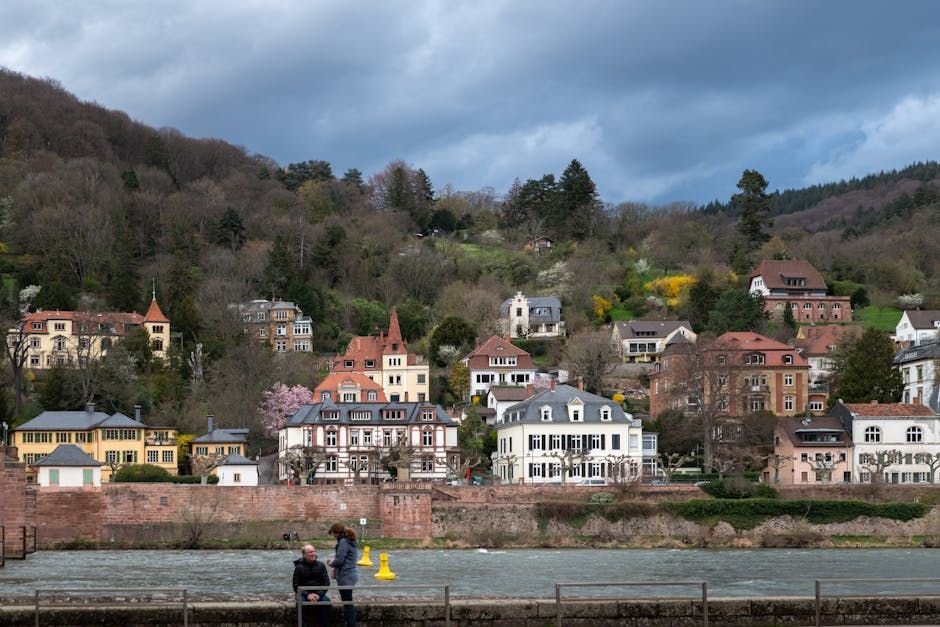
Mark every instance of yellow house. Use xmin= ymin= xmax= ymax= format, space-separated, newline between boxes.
xmin=191 ymin=416 xmax=248 ymax=459
xmin=15 ymin=298 xmax=171 ymax=370
xmin=12 ymin=404 xmax=178 ymax=482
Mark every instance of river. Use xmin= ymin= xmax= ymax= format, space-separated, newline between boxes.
xmin=1 ymin=548 xmax=937 ymax=600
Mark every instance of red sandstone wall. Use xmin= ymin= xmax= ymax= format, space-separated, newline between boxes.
xmin=380 ymin=489 xmax=432 ymax=539
xmin=0 ymin=446 xmax=37 ymax=555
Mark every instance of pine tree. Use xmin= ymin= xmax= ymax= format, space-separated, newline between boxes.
xmin=216 ymin=208 xmax=246 ymax=251
xmin=832 ymin=328 xmax=902 ymax=403
xmin=733 ymin=169 xmax=774 ymax=253
xmin=558 ymin=158 xmax=599 ymax=240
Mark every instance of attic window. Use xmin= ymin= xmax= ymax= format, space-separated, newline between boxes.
xmin=783 ymin=355 xmax=794 ymax=365
xmin=600 ymin=408 xmax=611 ymax=421
xmin=365 ymin=360 xmax=375 ymax=368
xmin=367 ymin=391 xmax=377 ymax=401
xmin=570 ymin=409 xmax=582 ymax=422
xmin=540 ymin=407 xmax=552 ymax=421
xmin=344 ymin=360 xmax=354 ymax=368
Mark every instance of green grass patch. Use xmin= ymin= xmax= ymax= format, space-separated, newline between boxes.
xmin=608 ymin=307 xmax=635 ymax=321
xmin=855 ymin=305 xmax=902 ymax=331
xmin=663 ymin=499 xmax=930 ymax=530
xmin=534 ymin=500 xmax=661 ymax=530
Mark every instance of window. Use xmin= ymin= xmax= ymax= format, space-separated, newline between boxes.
xmin=570 ymin=409 xmax=581 ymax=422
xmin=833 ymin=303 xmax=841 ymax=309
xmin=148 ymin=450 xmax=159 ymax=463
xmin=784 ymin=396 xmax=794 ymax=411
xmin=293 ymin=322 xmax=311 ymax=335
xmin=195 ymin=446 xmax=208 ymax=456
xmin=383 ymin=430 xmax=392 ymax=446
xmin=422 ymin=430 xmax=434 ymax=447
xmin=275 ymin=310 xmax=289 ymax=320
xmin=293 ymin=340 xmax=311 ymax=352
xmin=783 ymin=355 xmax=794 ymax=365
xmin=907 ymin=426 xmax=923 ymax=443
xmin=611 ymin=434 xmax=621 ymax=450
xmin=717 ymin=355 xmax=727 ymax=365
xmin=326 ymin=430 xmax=337 ymax=447
xmin=367 ymin=391 xmax=377 ymax=401
xmin=275 ymin=340 xmax=287 ymax=352
xmin=864 ymin=426 xmax=881 ymax=443
xmin=540 ymin=407 xmax=552 ymax=421
xmin=803 ymin=303 xmax=812 ymax=310
xmin=83 ymin=469 xmax=93 ymax=485
xmin=258 ymin=327 xmax=267 ymax=338
xmin=809 ymin=401 xmax=824 ymax=411
xmin=388 ymin=357 xmax=402 ymax=367
xmin=750 ymin=398 xmax=764 ymax=412
xmin=530 ymin=434 xmax=544 ymax=450
xmin=350 ymin=430 xmax=360 ymax=446
xmin=784 ymin=374 xmax=794 ymax=386
xmin=32 ymin=321 xmax=43 ymax=330
xmin=362 ymin=431 xmax=373 ymax=446
xmin=746 ymin=353 xmax=765 ymax=365
xmin=421 ymin=457 xmax=434 ymax=472
xmin=233 ymin=473 xmax=241 ymax=483
xmin=152 ymin=325 xmax=164 ymax=334
xmin=549 ymin=434 xmax=562 ymax=450
xmin=600 ymin=408 xmax=611 ymax=421
xmin=162 ymin=450 xmax=174 ymax=464
xmin=30 ymin=355 xmax=39 ymax=366
xmin=53 ymin=337 xmax=67 ymax=351
xmin=228 ymin=446 xmax=238 ymax=455
xmin=417 ymin=374 xmax=426 ymax=384
xmin=326 ymin=456 xmax=338 ymax=472
xmin=589 ymin=434 xmax=602 ymax=450
xmin=122 ymin=451 xmax=137 ymax=464
xmin=344 ymin=360 xmax=354 ymax=368
xmin=49 ymin=469 xmax=59 ymax=485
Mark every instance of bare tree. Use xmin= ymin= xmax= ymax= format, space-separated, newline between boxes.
xmin=444 ymin=452 xmax=478 ymax=484
xmin=381 ymin=439 xmax=419 ymax=481
xmin=179 ymin=488 xmax=224 ymax=548
xmin=859 ymin=450 xmax=903 ymax=484
xmin=549 ymin=448 xmax=588 ymax=483
xmin=656 ymin=452 xmax=691 ymax=483
xmin=284 ymin=445 xmax=329 ymax=485
xmin=765 ymin=453 xmax=793 ymax=484
xmin=191 ymin=453 xmax=223 ymax=485
xmin=3 ymin=320 xmax=30 ymax=417
xmin=915 ymin=452 xmax=940 ymax=483
xmin=562 ymin=328 xmax=618 ymax=394
xmin=604 ymin=453 xmax=638 ymax=486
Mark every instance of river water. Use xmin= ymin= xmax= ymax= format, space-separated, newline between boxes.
xmin=1 ymin=548 xmax=938 ymax=600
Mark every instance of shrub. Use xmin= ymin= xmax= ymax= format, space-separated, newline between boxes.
xmin=590 ymin=492 xmax=615 ymax=505
xmin=113 ymin=464 xmax=172 ymax=482
xmin=172 ymin=474 xmax=220 ymax=484
xmin=700 ymin=477 xmax=778 ymax=499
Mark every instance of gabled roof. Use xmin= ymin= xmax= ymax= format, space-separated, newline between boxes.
xmin=33 ymin=444 xmax=103 ymax=467
xmin=99 ymin=413 xmax=145 ymax=428
xmin=144 ymin=299 xmax=170 ymax=323
xmin=894 ymin=340 xmax=940 ymax=365
xmin=466 ymin=335 xmax=535 ymax=370
xmin=14 ymin=409 xmax=129 ymax=431
xmin=842 ymin=402 xmax=936 ymax=417
xmin=218 ymin=452 xmax=258 ymax=466
xmin=613 ymin=320 xmax=693 ymax=339
xmin=285 ymin=401 xmax=456 ymax=427
xmin=314 ymin=372 xmax=387 ymax=402
xmin=488 ymin=386 xmax=531 ymax=402
xmin=714 ymin=332 xmax=808 ymax=367
xmin=383 ymin=308 xmax=406 ymax=355
xmin=793 ymin=325 xmax=861 ymax=356
xmin=751 ymin=260 xmax=828 ymax=291
xmin=21 ymin=310 xmax=146 ymax=335
xmin=498 ymin=384 xmax=635 ymax=427
xmin=193 ymin=429 xmax=247 ymax=443
xmin=500 ymin=294 xmax=563 ymax=319
xmin=903 ymin=310 xmax=940 ymax=330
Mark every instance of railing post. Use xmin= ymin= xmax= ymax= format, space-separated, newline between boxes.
xmin=21 ymin=526 xmax=26 ymax=558
xmin=1 ymin=525 xmax=5 ymax=568
xmin=444 ymin=584 xmax=450 ymax=627
xmin=815 ymin=579 xmax=821 ymax=627
xmin=555 ymin=583 xmax=562 ymax=627
xmin=34 ymin=589 xmax=39 ymax=627
xmin=702 ymin=581 xmax=708 ymax=627
xmin=183 ymin=588 xmax=188 ymax=627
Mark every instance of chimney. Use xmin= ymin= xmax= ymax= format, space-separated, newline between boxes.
xmin=85 ymin=402 xmax=95 ymax=415
xmin=550 ymin=378 xmax=557 ymax=392
xmin=577 ymin=378 xmax=584 ymax=391
xmin=134 ymin=404 xmax=142 ymax=422
xmin=207 ymin=415 xmax=214 ymax=433
xmin=525 ymin=384 xmax=534 ymax=398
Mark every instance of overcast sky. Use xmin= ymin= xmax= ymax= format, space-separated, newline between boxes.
xmin=3 ymin=1 xmax=940 ymax=205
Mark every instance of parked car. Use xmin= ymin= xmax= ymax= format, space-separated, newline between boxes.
xmin=576 ymin=478 xmax=608 ymax=486
xmin=649 ymin=479 xmax=670 ymax=486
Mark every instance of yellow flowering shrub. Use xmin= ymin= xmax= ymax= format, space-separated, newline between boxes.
xmin=592 ymin=295 xmax=614 ymax=319
xmin=644 ymin=274 xmax=696 ymax=298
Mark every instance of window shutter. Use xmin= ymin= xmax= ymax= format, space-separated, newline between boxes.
xmin=541 ymin=462 xmax=546 ymax=477
xmin=528 ymin=434 xmax=534 ymax=450
xmin=601 ymin=434 xmax=606 ymax=450
xmin=528 ymin=463 xmax=533 ymax=477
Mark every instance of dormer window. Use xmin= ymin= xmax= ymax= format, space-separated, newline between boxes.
xmin=600 ymin=408 xmax=611 ymax=421
xmin=717 ymin=355 xmax=727 ymax=365
xmin=746 ymin=353 xmax=765 ymax=365
xmin=322 ymin=411 xmax=339 ymax=421
xmin=783 ymin=355 xmax=793 ymax=365
xmin=321 ymin=392 xmax=331 ymax=401
xmin=540 ymin=406 xmax=552 ymax=421
xmin=570 ymin=409 xmax=581 ymax=422
xmin=365 ymin=360 xmax=375 ymax=368
xmin=344 ymin=360 xmax=354 ymax=368
xmin=367 ymin=391 xmax=377 ymax=401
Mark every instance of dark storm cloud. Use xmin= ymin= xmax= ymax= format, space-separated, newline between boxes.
xmin=3 ymin=1 xmax=940 ymax=204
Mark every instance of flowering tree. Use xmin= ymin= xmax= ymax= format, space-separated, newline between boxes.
xmin=258 ymin=383 xmax=313 ymax=436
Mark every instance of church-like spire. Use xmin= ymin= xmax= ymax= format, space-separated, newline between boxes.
xmin=383 ymin=308 xmax=406 ymax=354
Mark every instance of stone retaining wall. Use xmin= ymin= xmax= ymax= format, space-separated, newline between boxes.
xmin=1 ymin=597 xmax=939 ymax=626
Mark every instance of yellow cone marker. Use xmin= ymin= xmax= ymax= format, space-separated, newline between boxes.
xmin=357 ymin=545 xmax=374 ymax=568
xmin=374 ymin=551 xmax=396 ymax=580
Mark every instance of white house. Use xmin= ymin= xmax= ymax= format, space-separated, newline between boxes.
xmin=493 ymin=382 xmax=657 ymax=484
xmin=610 ymin=320 xmax=696 ymax=363
xmin=464 ymin=335 xmax=537 ymax=400
xmin=895 ymin=310 xmax=940 ymax=347
xmin=216 ymin=452 xmax=259 ymax=486
xmin=894 ymin=341 xmax=940 ymax=413
xmin=278 ymin=401 xmax=459 ymax=484
xmin=32 ymin=444 xmax=103 ymax=487
xmin=501 ymin=292 xmax=566 ymax=339
xmin=485 ymin=386 xmax=531 ymax=426
xmin=830 ymin=401 xmax=940 ymax=484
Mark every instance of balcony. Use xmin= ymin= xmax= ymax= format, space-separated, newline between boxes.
xmin=745 ymin=384 xmax=770 ymax=393
xmin=145 ymin=437 xmax=177 ymax=446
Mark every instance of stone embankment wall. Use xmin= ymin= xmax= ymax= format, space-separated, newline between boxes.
xmin=0 ymin=446 xmax=36 ymax=556
xmin=2 ymin=597 xmax=940 ymax=626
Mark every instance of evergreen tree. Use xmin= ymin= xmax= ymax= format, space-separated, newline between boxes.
xmin=341 ymin=168 xmax=365 ymax=193
xmin=706 ymin=288 xmax=767 ymax=335
xmin=499 ymin=178 xmax=528 ymax=228
xmin=733 ymin=169 xmax=774 ymax=253
xmin=557 ymin=158 xmax=600 ymax=240
xmin=682 ymin=272 xmax=721 ymax=332
xmin=106 ymin=232 xmax=142 ymax=313
xmin=832 ymin=328 xmax=902 ymax=403
xmin=216 ymin=208 xmax=246 ymax=251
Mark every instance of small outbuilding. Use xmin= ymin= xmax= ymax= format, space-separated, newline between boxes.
xmin=32 ymin=444 xmax=103 ymax=487
xmin=216 ymin=452 xmax=259 ymax=486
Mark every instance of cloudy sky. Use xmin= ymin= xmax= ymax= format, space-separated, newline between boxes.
xmin=2 ymin=1 xmax=940 ymax=205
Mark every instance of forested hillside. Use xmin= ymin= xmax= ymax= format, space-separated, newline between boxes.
xmin=2 ymin=68 xmax=939 ymax=446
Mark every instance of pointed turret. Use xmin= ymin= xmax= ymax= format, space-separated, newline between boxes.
xmin=144 ymin=299 xmax=170 ymax=323
xmin=383 ymin=308 xmax=406 ymax=355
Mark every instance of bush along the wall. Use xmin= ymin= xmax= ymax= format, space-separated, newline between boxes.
xmin=700 ymin=477 xmax=779 ymax=499
xmin=534 ymin=500 xmax=660 ymax=530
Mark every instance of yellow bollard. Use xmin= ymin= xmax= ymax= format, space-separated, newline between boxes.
xmin=357 ymin=545 xmax=374 ymax=568
xmin=374 ymin=551 xmax=396 ymax=580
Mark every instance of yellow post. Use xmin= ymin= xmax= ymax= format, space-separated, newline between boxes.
xmin=374 ymin=551 xmax=396 ymax=580
xmin=357 ymin=545 xmax=374 ymax=567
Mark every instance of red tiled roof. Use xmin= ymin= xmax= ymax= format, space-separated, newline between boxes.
xmin=713 ymin=332 xmax=808 ymax=367
xmin=843 ymin=402 xmax=935 ymax=417
xmin=466 ymin=335 xmax=534 ymax=370
xmin=793 ymin=325 xmax=861 ymax=356
xmin=383 ymin=308 xmax=406 ymax=355
xmin=314 ymin=372 xmax=387 ymax=402
xmin=144 ymin=299 xmax=170 ymax=323
xmin=751 ymin=260 xmax=827 ymax=291
xmin=335 ymin=336 xmax=383 ymax=369
xmin=22 ymin=310 xmax=146 ymax=335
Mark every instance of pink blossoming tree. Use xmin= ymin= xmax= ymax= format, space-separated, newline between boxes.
xmin=259 ymin=382 xmax=313 ymax=436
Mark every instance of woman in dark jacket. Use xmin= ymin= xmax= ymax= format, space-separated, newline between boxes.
xmin=328 ymin=523 xmax=359 ymax=627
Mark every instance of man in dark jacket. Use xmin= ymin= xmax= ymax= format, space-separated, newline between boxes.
xmin=292 ymin=544 xmax=330 ymax=627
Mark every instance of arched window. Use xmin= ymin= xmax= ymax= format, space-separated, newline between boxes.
xmin=906 ymin=426 xmax=923 ymax=443
xmin=864 ymin=426 xmax=881 ymax=443
xmin=152 ymin=338 xmax=164 ymax=351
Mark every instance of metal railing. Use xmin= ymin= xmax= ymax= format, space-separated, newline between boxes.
xmin=297 ymin=583 xmax=449 ymax=627
xmin=554 ymin=581 xmax=708 ymax=627
xmin=814 ymin=578 xmax=940 ymax=627
xmin=34 ymin=587 xmax=188 ymax=627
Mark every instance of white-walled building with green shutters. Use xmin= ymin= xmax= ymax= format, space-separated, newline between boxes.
xmin=32 ymin=444 xmax=103 ymax=487
xmin=493 ymin=382 xmax=656 ymax=484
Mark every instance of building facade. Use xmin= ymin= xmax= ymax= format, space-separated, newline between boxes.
xmin=314 ymin=372 xmax=388 ymax=403
xmin=332 ymin=309 xmax=430 ymax=402
xmin=15 ymin=299 xmax=171 ymax=369
xmin=894 ymin=341 xmax=940 ymax=412
xmin=464 ymin=335 xmax=537 ymax=400
xmin=233 ymin=299 xmax=313 ymax=352
xmin=493 ymin=382 xmax=657 ymax=484
xmin=895 ymin=310 xmax=940 ymax=347
xmin=277 ymin=401 xmax=459 ymax=484
xmin=792 ymin=324 xmax=862 ymax=385
xmin=501 ymin=292 xmax=566 ymax=339
xmin=749 ymin=260 xmax=852 ymax=323
xmin=766 ymin=416 xmax=853 ymax=485
xmin=32 ymin=444 xmax=104 ymax=487
xmin=12 ymin=404 xmax=178 ymax=481
xmin=610 ymin=320 xmax=696 ymax=363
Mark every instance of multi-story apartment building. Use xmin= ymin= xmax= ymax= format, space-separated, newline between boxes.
xmin=501 ymin=292 xmax=566 ymax=339
xmin=749 ymin=260 xmax=852 ymax=323
xmin=895 ymin=310 xmax=940 ymax=347
xmin=464 ymin=335 xmax=536 ymax=400
xmin=191 ymin=416 xmax=247 ymax=458
xmin=16 ymin=298 xmax=171 ymax=369
xmin=332 ymin=309 xmax=430 ymax=402
xmin=830 ymin=401 xmax=940 ymax=484
xmin=277 ymin=401 xmax=459 ymax=484
xmin=610 ymin=320 xmax=696 ymax=363
xmin=313 ymin=372 xmax=387 ymax=403
xmin=493 ymin=382 xmax=657 ymax=483
xmin=12 ymin=404 xmax=178 ymax=481
xmin=894 ymin=341 xmax=940 ymax=412
xmin=649 ymin=332 xmax=813 ymax=419
xmin=766 ymin=415 xmax=853 ymax=485
xmin=233 ymin=299 xmax=313 ymax=353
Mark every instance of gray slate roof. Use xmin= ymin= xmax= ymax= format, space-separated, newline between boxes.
xmin=218 ymin=452 xmax=258 ymax=466
xmin=33 ymin=444 xmax=102 ymax=467
xmin=894 ymin=341 xmax=940 ymax=365
xmin=193 ymin=429 xmax=247 ymax=443
xmin=286 ymin=402 xmax=455 ymax=427
xmin=500 ymin=295 xmax=563 ymax=322
xmin=613 ymin=320 xmax=692 ymax=339
xmin=904 ymin=310 xmax=940 ymax=330
xmin=14 ymin=410 xmax=137 ymax=431
xmin=497 ymin=384 xmax=636 ymax=429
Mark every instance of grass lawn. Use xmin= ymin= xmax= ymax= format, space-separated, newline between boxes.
xmin=608 ymin=307 xmax=635 ymax=321
xmin=854 ymin=305 xmax=902 ymax=331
